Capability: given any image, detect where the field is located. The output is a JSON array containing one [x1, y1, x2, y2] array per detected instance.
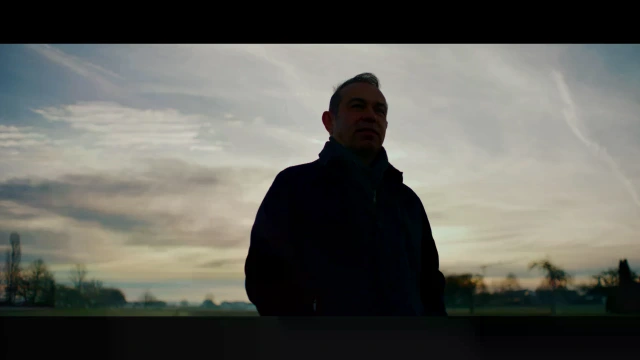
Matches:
[[0, 304, 620, 316], [0, 307, 259, 317], [447, 304, 610, 316]]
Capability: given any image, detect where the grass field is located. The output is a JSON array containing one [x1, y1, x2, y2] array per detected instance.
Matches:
[[0, 308, 259, 317], [0, 304, 621, 316], [447, 304, 610, 316]]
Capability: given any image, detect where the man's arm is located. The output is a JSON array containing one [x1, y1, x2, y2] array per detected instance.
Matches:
[[420, 208, 448, 316], [244, 171, 314, 316]]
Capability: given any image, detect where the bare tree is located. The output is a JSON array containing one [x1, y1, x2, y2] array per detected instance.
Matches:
[[592, 267, 639, 288], [140, 289, 156, 308], [497, 272, 522, 293], [69, 264, 88, 293], [83, 279, 104, 307], [444, 273, 485, 314], [4, 232, 22, 304], [21, 259, 55, 305], [529, 259, 572, 315]]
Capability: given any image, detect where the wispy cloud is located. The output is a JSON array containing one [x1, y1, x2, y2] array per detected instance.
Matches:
[[198, 258, 246, 268], [32, 102, 212, 150], [552, 70, 640, 209], [25, 44, 124, 94], [0, 124, 50, 149]]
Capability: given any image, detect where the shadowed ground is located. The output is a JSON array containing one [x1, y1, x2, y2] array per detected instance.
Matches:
[[3, 304, 637, 316]]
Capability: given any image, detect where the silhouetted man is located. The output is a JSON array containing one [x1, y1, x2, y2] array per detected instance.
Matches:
[[245, 73, 447, 316]]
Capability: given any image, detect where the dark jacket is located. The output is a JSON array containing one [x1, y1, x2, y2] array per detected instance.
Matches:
[[245, 138, 447, 316]]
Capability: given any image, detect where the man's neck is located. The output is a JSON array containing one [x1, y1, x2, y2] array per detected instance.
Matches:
[[353, 150, 377, 167], [330, 137, 378, 167]]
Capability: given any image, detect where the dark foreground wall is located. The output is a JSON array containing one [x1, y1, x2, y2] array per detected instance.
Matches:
[[2, 316, 639, 360]]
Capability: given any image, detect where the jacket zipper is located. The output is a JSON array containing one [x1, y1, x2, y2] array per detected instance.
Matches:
[[372, 188, 382, 314]]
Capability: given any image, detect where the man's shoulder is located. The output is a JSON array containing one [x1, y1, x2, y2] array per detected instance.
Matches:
[[398, 183, 422, 203], [393, 179, 427, 215], [274, 160, 321, 184], [398, 182, 420, 199]]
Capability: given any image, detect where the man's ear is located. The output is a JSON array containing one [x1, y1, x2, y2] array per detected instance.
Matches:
[[322, 111, 334, 135]]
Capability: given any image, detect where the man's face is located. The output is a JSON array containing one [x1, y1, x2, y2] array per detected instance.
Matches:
[[322, 82, 388, 155]]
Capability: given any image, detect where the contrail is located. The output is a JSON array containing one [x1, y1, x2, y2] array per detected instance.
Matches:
[[552, 70, 640, 209]]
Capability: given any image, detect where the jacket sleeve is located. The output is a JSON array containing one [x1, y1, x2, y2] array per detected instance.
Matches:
[[244, 171, 314, 316], [420, 208, 448, 316]]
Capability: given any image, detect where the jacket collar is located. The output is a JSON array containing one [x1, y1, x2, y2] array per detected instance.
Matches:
[[317, 137, 403, 183]]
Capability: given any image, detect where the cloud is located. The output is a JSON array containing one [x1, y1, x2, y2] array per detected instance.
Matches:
[[32, 102, 211, 150], [29, 100, 329, 172], [0, 124, 50, 149], [0, 201, 133, 269], [0, 157, 279, 289], [198, 258, 246, 268], [0, 159, 271, 247]]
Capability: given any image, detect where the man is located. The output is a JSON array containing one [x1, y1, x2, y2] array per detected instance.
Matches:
[[244, 73, 447, 316]]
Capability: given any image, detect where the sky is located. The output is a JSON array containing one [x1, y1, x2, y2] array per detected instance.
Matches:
[[1, 44, 639, 303]]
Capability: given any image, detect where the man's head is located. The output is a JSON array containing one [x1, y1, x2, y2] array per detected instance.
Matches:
[[322, 73, 388, 163]]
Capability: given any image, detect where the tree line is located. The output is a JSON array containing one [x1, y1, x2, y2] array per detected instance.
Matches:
[[3, 231, 638, 313], [0, 232, 219, 309], [1, 232, 127, 308], [444, 258, 640, 314]]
